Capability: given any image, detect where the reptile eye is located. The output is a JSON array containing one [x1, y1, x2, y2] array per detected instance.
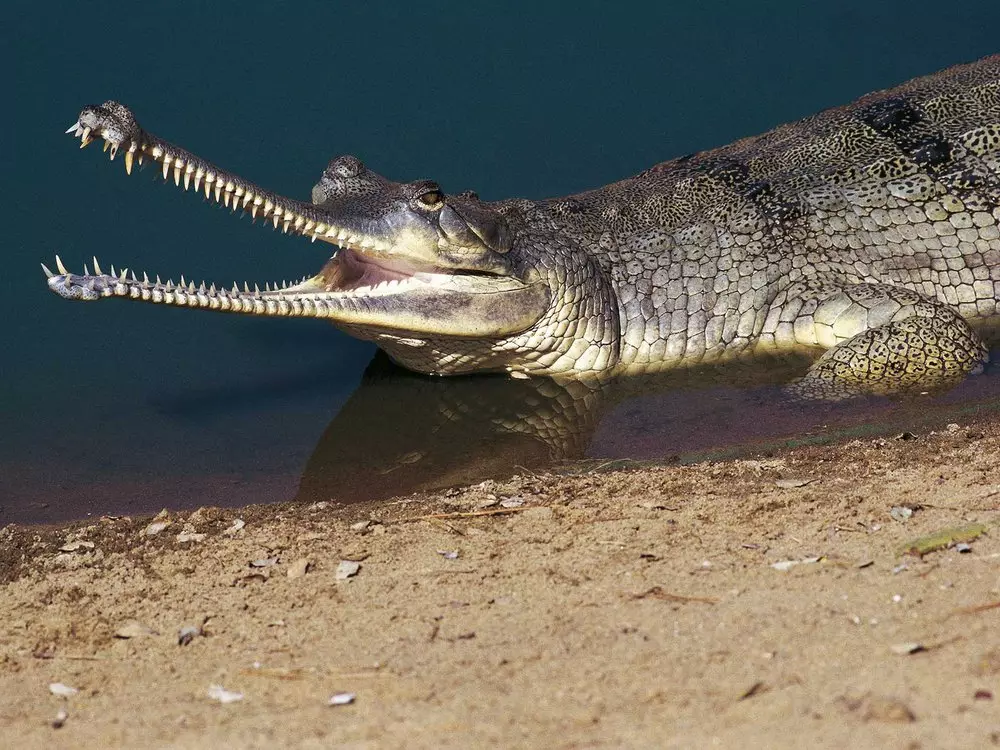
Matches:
[[418, 189, 443, 207]]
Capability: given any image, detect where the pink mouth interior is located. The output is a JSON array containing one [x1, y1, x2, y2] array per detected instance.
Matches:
[[320, 249, 419, 292]]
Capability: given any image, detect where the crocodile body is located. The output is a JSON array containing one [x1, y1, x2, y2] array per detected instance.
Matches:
[[47, 56, 1000, 396]]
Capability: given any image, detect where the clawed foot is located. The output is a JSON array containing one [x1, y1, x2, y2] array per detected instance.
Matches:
[[66, 101, 144, 172]]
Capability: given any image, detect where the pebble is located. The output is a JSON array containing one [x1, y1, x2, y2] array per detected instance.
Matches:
[[223, 519, 246, 536], [48, 683, 78, 698], [286, 558, 311, 578], [207, 684, 244, 704], [142, 521, 170, 537], [178, 626, 201, 646], [59, 541, 95, 552], [335, 560, 361, 580], [328, 692, 356, 706]]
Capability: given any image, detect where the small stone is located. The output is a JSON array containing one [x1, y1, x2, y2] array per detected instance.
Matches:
[[335, 560, 361, 580], [437, 550, 460, 560], [142, 520, 170, 537], [328, 692, 356, 706], [58, 541, 95, 552], [956, 542, 973, 553], [176, 531, 206, 543], [52, 707, 68, 729], [863, 695, 916, 723], [250, 558, 279, 568], [350, 520, 370, 533], [771, 560, 800, 572], [178, 626, 201, 646], [500, 497, 525, 508], [890, 642, 925, 655], [207, 684, 243, 704], [48, 683, 78, 698], [223, 519, 246, 536], [889, 506, 914, 523], [286, 558, 311, 579], [308, 501, 332, 511], [115, 620, 157, 639]]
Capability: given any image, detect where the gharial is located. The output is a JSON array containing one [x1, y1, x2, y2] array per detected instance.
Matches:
[[47, 55, 1000, 398]]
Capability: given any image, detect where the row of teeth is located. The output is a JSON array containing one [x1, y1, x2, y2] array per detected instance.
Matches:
[[65, 120, 391, 252], [43, 256, 429, 303]]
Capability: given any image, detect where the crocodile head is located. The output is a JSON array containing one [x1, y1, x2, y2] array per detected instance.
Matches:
[[46, 102, 617, 376]]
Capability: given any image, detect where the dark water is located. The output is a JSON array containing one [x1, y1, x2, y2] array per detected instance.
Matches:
[[5, 1, 1000, 524]]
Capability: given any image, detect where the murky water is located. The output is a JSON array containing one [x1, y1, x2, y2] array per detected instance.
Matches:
[[5, 2, 1000, 524]]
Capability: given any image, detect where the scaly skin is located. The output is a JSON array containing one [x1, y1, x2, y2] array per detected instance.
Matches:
[[45, 56, 1000, 396]]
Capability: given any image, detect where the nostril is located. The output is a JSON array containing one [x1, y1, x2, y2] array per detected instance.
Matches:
[[326, 155, 364, 179]]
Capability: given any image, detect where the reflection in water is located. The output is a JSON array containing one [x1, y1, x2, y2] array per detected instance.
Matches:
[[294, 350, 1000, 506]]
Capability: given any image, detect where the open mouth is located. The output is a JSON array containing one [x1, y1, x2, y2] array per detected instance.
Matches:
[[49, 113, 456, 303], [45, 102, 549, 344]]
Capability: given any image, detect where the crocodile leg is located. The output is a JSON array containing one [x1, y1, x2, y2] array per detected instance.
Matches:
[[775, 281, 989, 400]]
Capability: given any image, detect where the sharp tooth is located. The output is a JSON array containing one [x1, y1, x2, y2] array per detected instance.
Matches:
[[119, 268, 128, 281], [80, 128, 92, 148], [41, 263, 55, 278], [102, 140, 110, 153], [214, 184, 222, 202], [174, 163, 182, 186], [156, 275, 162, 285], [204, 178, 212, 199], [272, 214, 280, 229], [125, 150, 134, 175], [242, 192, 253, 208], [83, 263, 90, 276], [243, 282, 250, 293], [194, 168, 204, 192], [223, 192, 231, 208], [209, 283, 217, 294], [251, 206, 258, 219], [282, 219, 290, 233], [92, 257, 103, 275], [316, 223, 329, 235], [55, 255, 68, 274], [143, 272, 150, 284], [263, 199, 274, 215], [65, 121, 81, 134], [180, 275, 186, 287], [189, 281, 196, 293]]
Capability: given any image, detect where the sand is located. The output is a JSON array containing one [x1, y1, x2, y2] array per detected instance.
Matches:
[[2, 419, 1000, 748]]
